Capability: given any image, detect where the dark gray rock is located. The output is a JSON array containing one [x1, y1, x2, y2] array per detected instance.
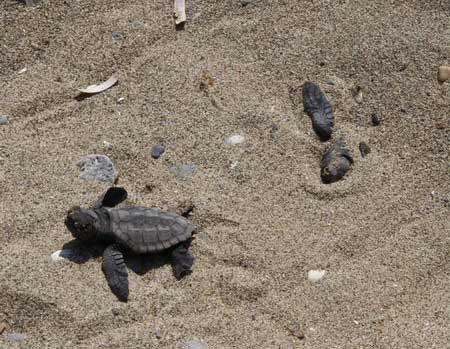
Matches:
[[359, 142, 371, 157], [371, 114, 381, 126], [76, 154, 117, 184], [151, 144, 166, 159]]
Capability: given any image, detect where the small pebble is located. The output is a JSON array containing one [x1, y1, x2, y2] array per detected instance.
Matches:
[[112, 31, 124, 41], [185, 339, 208, 349], [18, 67, 27, 74], [117, 97, 125, 104], [0, 116, 9, 125], [129, 20, 144, 29], [307, 270, 326, 282], [151, 144, 166, 159], [77, 154, 118, 184], [155, 330, 162, 339], [359, 142, 371, 157], [371, 114, 380, 126], [325, 79, 336, 86], [169, 163, 197, 181], [438, 65, 450, 84], [6, 333, 27, 342], [225, 134, 245, 145], [103, 141, 113, 150]]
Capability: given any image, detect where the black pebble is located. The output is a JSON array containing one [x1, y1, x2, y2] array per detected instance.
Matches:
[[371, 114, 380, 126], [359, 142, 371, 157], [151, 144, 166, 159]]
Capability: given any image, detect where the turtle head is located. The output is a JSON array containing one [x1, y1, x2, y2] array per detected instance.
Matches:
[[65, 206, 99, 241]]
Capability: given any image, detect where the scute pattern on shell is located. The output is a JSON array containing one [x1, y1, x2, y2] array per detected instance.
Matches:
[[107, 206, 196, 254]]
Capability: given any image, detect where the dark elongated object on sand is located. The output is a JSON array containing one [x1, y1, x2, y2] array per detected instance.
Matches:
[[65, 187, 196, 302], [320, 142, 353, 184], [302, 82, 334, 141]]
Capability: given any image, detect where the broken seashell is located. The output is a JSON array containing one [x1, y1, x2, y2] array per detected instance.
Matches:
[[78, 75, 118, 94]]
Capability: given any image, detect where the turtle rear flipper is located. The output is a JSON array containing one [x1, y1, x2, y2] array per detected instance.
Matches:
[[93, 187, 128, 209], [302, 82, 334, 141], [171, 243, 194, 279], [102, 244, 129, 302]]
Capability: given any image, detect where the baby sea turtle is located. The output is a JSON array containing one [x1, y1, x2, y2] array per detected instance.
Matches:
[[64, 187, 197, 302], [320, 142, 353, 184], [302, 82, 334, 141]]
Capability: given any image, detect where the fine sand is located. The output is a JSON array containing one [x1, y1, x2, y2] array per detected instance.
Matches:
[[1, 1, 450, 348]]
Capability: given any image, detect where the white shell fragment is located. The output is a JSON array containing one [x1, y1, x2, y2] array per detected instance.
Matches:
[[307, 270, 326, 283], [18, 68, 27, 74], [225, 134, 245, 145], [78, 75, 118, 94], [174, 0, 186, 25]]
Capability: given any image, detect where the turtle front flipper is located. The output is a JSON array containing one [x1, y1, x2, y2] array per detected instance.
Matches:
[[102, 244, 129, 302], [170, 243, 194, 280], [93, 187, 128, 209]]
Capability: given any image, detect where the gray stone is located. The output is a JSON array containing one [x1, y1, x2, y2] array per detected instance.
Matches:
[[6, 333, 27, 341], [151, 144, 166, 159], [0, 116, 9, 125], [112, 32, 124, 41], [76, 154, 117, 184], [185, 339, 208, 349], [169, 163, 197, 181], [129, 20, 144, 29], [359, 142, 371, 157], [371, 114, 381, 126]]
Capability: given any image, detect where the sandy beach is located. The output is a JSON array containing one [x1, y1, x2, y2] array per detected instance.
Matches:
[[1, 0, 450, 348]]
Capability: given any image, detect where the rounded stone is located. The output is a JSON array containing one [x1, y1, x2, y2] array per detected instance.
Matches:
[[438, 65, 450, 84], [151, 144, 166, 159], [307, 270, 326, 282], [371, 114, 381, 126], [76, 154, 117, 184], [0, 116, 9, 125]]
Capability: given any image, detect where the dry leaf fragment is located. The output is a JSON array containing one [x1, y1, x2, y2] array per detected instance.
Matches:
[[78, 75, 118, 94]]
